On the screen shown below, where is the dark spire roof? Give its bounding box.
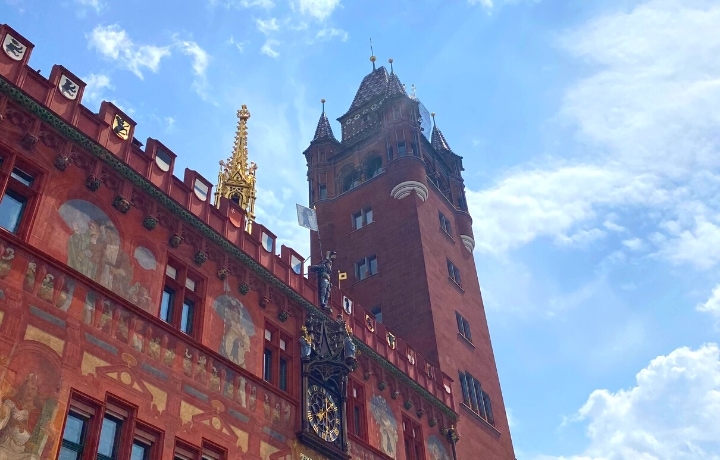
[386,72,406,97]
[348,66,390,112]
[431,123,453,153]
[312,108,337,143]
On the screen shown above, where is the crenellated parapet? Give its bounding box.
[0,22,457,429]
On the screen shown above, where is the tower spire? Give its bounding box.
[215,104,258,224]
[312,98,337,142]
[370,38,376,70]
[430,112,454,153]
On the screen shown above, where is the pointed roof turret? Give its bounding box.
[215,105,258,223]
[313,99,337,142]
[430,112,453,153]
[385,58,407,97]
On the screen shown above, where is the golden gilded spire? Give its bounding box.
[214,104,257,224]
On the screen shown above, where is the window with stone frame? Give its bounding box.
[352,207,373,230]
[458,372,495,425]
[347,378,367,440]
[59,392,162,460]
[159,258,204,338]
[0,152,41,237]
[447,259,461,286]
[455,312,472,343]
[355,255,378,281]
[402,415,425,460]
[263,321,293,393]
[439,212,452,236]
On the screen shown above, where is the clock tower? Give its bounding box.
[303,58,516,459]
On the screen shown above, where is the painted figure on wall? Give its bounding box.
[0,354,59,459]
[370,395,398,459]
[427,435,451,460]
[59,200,154,311]
[213,295,255,368]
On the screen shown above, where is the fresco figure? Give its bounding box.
[59,200,153,308]
[370,395,398,459]
[213,295,255,368]
[427,435,451,460]
[0,372,57,460]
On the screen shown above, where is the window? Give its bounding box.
[201,441,226,460]
[263,322,293,392]
[456,312,472,342]
[439,212,452,235]
[341,170,360,193]
[365,156,383,179]
[318,150,326,163]
[371,306,382,323]
[403,416,424,460]
[397,141,407,156]
[411,141,418,157]
[60,394,161,460]
[160,260,203,337]
[458,372,495,425]
[319,184,327,200]
[355,255,378,281]
[447,259,461,286]
[352,207,373,230]
[348,379,367,440]
[0,154,40,236]
[387,144,394,161]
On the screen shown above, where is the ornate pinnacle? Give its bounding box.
[214,105,257,224]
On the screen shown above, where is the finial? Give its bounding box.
[388,58,394,74]
[411,84,417,98]
[321,98,326,113]
[431,112,436,126]
[370,38,376,70]
[238,104,250,121]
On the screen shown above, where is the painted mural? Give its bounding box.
[427,435,451,460]
[213,295,255,368]
[370,395,398,459]
[58,200,154,311]
[0,351,59,459]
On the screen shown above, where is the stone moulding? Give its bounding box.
[460,234,475,253]
[0,75,457,421]
[390,180,428,202]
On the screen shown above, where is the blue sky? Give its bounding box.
[4,0,720,458]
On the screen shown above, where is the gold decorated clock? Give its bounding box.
[306,384,341,442]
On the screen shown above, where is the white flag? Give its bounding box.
[296,204,318,231]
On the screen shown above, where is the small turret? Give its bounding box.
[312,99,337,143]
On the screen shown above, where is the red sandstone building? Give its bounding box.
[0,24,515,460]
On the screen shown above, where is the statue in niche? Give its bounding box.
[308,251,336,311]
[299,326,313,358]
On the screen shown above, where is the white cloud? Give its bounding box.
[315,27,348,42]
[698,285,720,319]
[227,36,248,52]
[260,39,280,58]
[240,0,274,7]
[539,344,720,460]
[88,25,170,79]
[175,40,209,77]
[293,0,340,21]
[81,73,112,105]
[75,0,103,14]
[256,17,280,34]
[622,237,644,251]
[468,0,493,8]
[467,0,720,271]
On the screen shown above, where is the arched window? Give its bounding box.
[340,169,360,193]
[365,156,383,179]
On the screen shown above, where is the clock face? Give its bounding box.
[306,384,341,442]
